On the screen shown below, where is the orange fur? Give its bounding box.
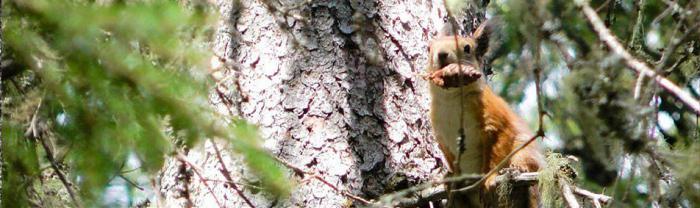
[427,22,544,208]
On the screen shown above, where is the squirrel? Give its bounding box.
[426,19,544,207]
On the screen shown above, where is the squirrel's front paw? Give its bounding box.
[429,63,482,88]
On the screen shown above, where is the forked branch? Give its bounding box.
[576,0,700,115]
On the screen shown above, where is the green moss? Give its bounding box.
[538,152,573,207]
[497,174,513,207]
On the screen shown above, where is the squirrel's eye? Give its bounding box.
[463,45,471,54]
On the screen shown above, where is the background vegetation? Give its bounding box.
[483,0,699,206]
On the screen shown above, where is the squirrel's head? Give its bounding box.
[427,19,495,74]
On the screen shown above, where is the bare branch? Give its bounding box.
[438,1,470,205]
[549,35,576,70]
[211,141,256,208]
[495,172,538,184]
[273,156,372,205]
[377,174,481,207]
[201,179,262,189]
[28,96,82,208]
[576,0,700,115]
[560,178,580,208]
[118,174,144,191]
[150,178,165,208]
[573,186,612,208]
[175,153,225,208]
[386,171,612,207]
[661,0,694,17]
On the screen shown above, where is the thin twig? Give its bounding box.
[118,174,144,191]
[550,35,576,70]
[175,153,225,208]
[150,178,164,208]
[211,141,256,208]
[594,0,613,12]
[28,96,82,208]
[121,167,141,174]
[439,1,468,206]
[273,156,372,205]
[210,54,247,117]
[661,0,693,17]
[655,22,700,72]
[38,132,81,208]
[576,0,700,115]
[209,56,239,119]
[310,173,371,204]
[628,0,645,50]
[651,6,673,26]
[202,179,263,189]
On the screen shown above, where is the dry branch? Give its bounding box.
[560,178,579,208]
[211,142,256,208]
[576,0,700,115]
[175,153,225,208]
[273,157,372,205]
[26,96,82,208]
[384,171,611,207]
[574,186,612,208]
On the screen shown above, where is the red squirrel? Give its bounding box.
[426,20,544,207]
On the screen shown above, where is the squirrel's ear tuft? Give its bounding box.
[438,22,456,37]
[472,17,503,60]
[438,16,461,37]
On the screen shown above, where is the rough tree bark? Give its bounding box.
[159,0,485,207]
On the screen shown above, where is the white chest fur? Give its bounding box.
[429,83,484,174]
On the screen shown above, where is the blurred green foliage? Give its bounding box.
[2,0,289,206]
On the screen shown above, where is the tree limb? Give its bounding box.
[560,178,580,208]
[575,0,700,115]
[573,186,612,208]
[387,171,612,207]
[376,174,481,207]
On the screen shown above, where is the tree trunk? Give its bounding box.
[159,0,485,207]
